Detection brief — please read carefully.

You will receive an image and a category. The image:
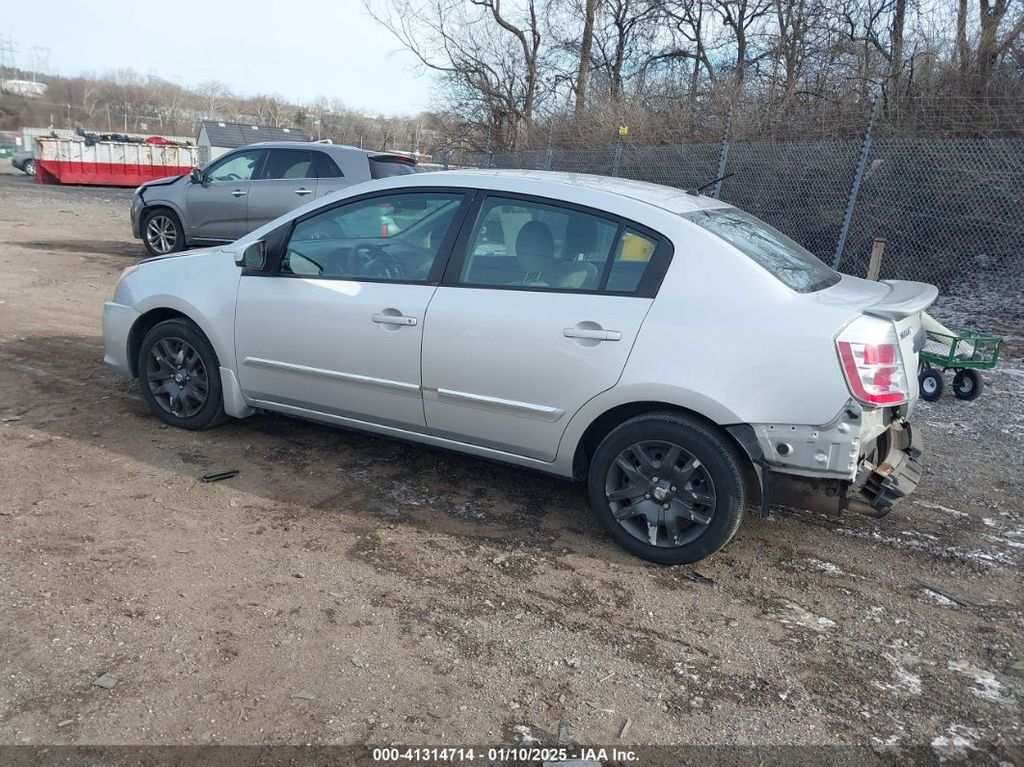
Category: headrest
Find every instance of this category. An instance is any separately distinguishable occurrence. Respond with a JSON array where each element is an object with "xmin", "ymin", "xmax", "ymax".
[{"xmin": 516, "ymin": 220, "xmax": 555, "ymax": 271}]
